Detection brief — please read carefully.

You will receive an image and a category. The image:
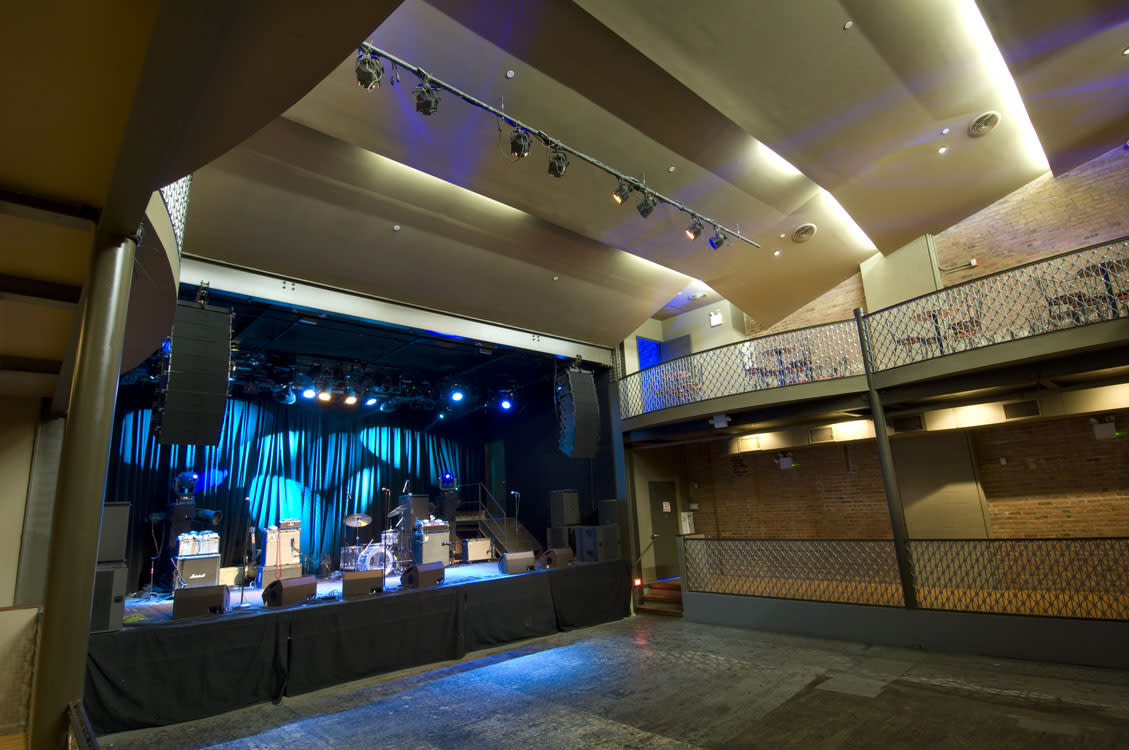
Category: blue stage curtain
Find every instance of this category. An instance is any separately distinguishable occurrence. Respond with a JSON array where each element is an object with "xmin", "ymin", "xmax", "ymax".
[{"xmin": 106, "ymin": 394, "xmax": 481, "ymax": 589}]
